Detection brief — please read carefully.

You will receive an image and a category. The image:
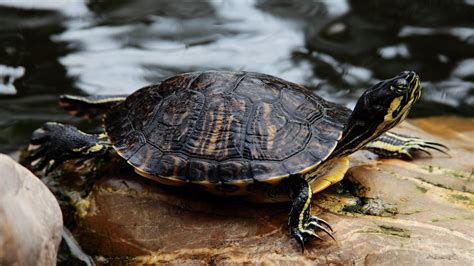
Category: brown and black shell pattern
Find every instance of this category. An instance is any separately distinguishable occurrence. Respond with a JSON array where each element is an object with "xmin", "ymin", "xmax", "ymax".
[{"xmin": 104, "ymin": 71, "xmax": 350, "ymax": 193}]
